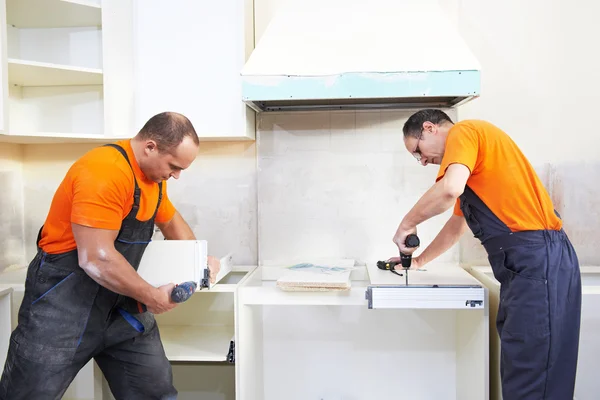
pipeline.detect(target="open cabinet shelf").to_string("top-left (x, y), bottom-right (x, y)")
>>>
top-left (153, 267), bottom-right (253, 364)
top-left (6, 0), bottom-right (101, 29)
top-left (8, 59), bottom-right (103, 86)
top-left (1, 0), bottom-right (106, 142)
top-left (160, 325), bottom-right (234, 362)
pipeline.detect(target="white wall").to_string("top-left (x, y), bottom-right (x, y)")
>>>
top-left (18, 141), bottom-right (257, 267)
top-left (0, 0), bottom-right (597, 271)
top-left (253, 0), bottom-right (600, 266)
top-left (257, 110), bottom-right (460, 264)
top-left (0, 143), bottom-right (26, 271)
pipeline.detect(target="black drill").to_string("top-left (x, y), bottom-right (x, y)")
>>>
top-left (400, 234), bottom-right (420, 285)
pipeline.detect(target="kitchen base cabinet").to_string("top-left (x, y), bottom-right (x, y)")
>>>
top-left (0, 261), bottom-right (255, 400)
top-left (236, 263), bottom-right (489, 400)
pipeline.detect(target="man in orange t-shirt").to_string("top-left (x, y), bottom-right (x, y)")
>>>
top-left (391, 109), bottom-right (581, 400)
top-left (0, 112), bottom-right (219, 399)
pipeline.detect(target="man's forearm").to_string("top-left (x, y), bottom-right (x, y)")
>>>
top-left (80, 249), bottom-right (158, 306)
top-left (158, 211), bottom-right (196, 240)
top-left (418, 215), bottom-right (468, 265)
top-left (401, 180), bottom-right (458, 230)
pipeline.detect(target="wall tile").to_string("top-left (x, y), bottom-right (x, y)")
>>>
top-left (258, 111), bottom-right (459, 266)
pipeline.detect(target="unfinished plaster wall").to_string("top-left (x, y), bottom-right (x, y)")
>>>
top-left (257, 110), bottom-right (460, 264)
top-left (254, 0), bottom-right (600, 266)
top-left (453, 0), bottom-right (600, 265)
top-left (0, 143), bottom-right (26, 273)
top-left (21, 142), bottom-right (257, 265)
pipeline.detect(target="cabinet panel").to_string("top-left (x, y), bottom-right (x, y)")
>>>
top-left (132, 0), bottom-right (255, 141)
top-left (136, 240), bottom-right (207, 288)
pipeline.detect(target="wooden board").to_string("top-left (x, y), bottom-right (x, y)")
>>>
top-left (275, 261), bottom-right (354, 292)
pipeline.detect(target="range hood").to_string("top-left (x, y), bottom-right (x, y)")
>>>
top-left (241, 0), bottom-right (481, 112)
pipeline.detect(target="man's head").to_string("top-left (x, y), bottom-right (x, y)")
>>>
top-left (132, 112), bottom-right (200, 182)
top-left (403, 109), bottom-right (454, 166)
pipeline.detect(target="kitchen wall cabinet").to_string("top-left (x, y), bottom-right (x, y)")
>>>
top-left (0, 0), bottom-right (255, 144)
top-left (131, 0), bottom-right (255, 141)
top-left (0, 0), bottom-right (130, 144)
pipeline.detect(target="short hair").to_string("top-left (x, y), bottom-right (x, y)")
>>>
top-left (403, 109), bottom-right (454, 139)
top-left (137, 112), bottom-right (199, 152)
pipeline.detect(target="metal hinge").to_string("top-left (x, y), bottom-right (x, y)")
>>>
top-left (227, 340), bottom-right (235, 363)
top-left (199, 267), bottom-right (210, 289)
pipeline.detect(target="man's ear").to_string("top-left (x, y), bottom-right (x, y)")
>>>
top-left (422, 121), bottom-right (434, 133)
top-left (144, 140), bottom-right (158, 154)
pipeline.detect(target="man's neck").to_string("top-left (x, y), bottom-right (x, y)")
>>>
top-left (129, 138), bottom-right (144, 166)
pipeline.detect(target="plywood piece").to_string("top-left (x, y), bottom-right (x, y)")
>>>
top-left (8, 59), bottom-right (103, 86)
top-left (159, 325), bottom-right (233, 362)
top-left (7, 0), bottom-right (101, 29)
top-left (367, 262), bottom-right (483, 286)
top-left (276, 271), bottom-right (351, 291)
top-left (276, 261), bottom-right (354, 292)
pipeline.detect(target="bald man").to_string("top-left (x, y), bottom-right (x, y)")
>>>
top-left (0, 112), bottom-right (220, 399)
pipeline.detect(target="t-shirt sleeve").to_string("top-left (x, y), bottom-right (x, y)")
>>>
top-left (453, 198), bottom-right (464, 217)
top-left (155, 183), bottom-right (177, 224)
top-left (436, 124), bottom-right (479, 182)
top-left (71, 163), bottom-right (131, 230)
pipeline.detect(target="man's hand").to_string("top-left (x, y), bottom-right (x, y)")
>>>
top-left (146, 283), bottom-right (178, 314)
top-left (386, 256), bottom-right (424, 271)
top-left (207, 256), bottom-right (221, 284)
top-left (393, 224), bottom-right (419, 255)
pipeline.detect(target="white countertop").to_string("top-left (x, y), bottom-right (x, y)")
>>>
top-left (0, 285), bottom-right (14, 297)
top-left (368, 262), bottom-right (483, 286)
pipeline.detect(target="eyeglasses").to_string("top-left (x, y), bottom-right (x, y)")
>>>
top-left (412, 132), bottom-right (423, 162)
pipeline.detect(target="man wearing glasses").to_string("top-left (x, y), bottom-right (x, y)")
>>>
top-left (391, 109), bottom-right (581, 400)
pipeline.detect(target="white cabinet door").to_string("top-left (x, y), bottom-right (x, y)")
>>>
top-left (132, 0), bottom-right (255, 140)
top-left (136, 240), bottom-right (208, 288)
top-left (101, 0), bottom-right (135, 139)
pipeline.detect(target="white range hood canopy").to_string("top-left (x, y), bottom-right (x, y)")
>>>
top-left (241, 0), bottom-right (481, 112)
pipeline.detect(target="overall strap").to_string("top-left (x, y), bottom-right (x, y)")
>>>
top-left (152, 181), bottom-right (163, 219)
top-left (103, 144), bottom-right (141, 210)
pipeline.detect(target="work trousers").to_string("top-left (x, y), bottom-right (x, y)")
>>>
top-left (0, 251), bottom-right (177, 400)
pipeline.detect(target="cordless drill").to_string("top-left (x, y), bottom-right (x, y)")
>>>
top-left (137, 281), bottom-right (198, 313)
top-left (170, 281), bottom-right (197, 302)
top-left (401, 234), bottom-right (420, 286)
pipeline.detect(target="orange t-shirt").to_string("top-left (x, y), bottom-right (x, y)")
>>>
top-left (436, 120), bottom-right (561, 232)
top-left (38, 139), bottom-right (177, 254)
